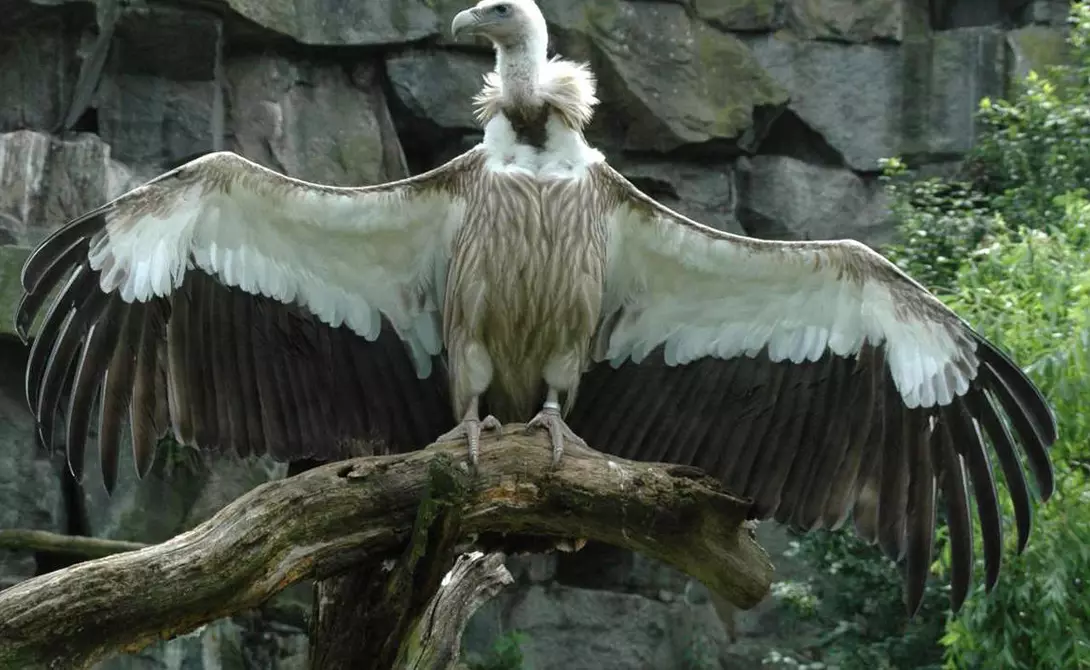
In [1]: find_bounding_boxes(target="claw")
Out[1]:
[436,414,501,466]
[526,405,586,467]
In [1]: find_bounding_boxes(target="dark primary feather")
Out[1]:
[14,236,89,341]
[65,296,124,481]
[99,302,142,493]
[568,331,1057,616]
[19,212,456,491]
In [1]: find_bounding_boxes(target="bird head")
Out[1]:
[451,0,546,50]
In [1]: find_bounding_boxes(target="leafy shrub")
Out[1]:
[970,6,1090,231]
[879,158,997,294]
[938,202,1090,669]
[767,529,948,670]
[768,5,1090,668]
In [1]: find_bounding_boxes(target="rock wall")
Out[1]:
[0,0,1072,668]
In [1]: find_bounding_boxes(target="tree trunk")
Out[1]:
[307,458,471,668]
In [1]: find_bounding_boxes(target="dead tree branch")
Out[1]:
[0,426,774,670]
[308,457,477,669]
[396,551,514,670]
[0,530,147,559]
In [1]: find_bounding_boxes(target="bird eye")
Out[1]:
[493,3,510,15]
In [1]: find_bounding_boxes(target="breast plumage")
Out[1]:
[442,131,608,431]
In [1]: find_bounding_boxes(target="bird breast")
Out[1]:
[443,168,610,415]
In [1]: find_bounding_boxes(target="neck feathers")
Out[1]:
[473,56,599,132]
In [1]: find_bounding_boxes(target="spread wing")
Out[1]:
[17,148,485,490]
[568,162,1057,614]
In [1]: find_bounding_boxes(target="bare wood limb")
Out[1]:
[0,426,774,670]
[308,459,473,669]
[0,530,147,559]
[396,552,514,670]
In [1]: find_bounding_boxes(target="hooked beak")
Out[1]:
[451,9,482,39]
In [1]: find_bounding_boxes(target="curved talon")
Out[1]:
[436,414,501,466]
[526,407,586,467]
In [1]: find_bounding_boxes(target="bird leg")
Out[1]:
[435,397,501,466]
[526,388,586,467]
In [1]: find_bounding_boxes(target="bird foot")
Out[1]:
[526,406,586,467]
[435,415,502,467]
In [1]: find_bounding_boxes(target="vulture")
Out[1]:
[15,0,1056,616]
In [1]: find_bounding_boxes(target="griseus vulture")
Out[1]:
[14,0,1056,616]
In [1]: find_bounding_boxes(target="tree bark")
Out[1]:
[0,426,774,670]
[396,552,513,670]
[308,456,474,669]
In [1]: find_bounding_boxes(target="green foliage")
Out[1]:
[879,157,997,294]
[766,531,948,670]
[769,5,1090,668]
[970,4,1090,230]
[938,206,1090,670]
[464,630,529,670]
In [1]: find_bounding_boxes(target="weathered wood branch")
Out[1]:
[309,458,475,669]
[0,426,774,669]
[0,529,147,559]
[396,551,514,670]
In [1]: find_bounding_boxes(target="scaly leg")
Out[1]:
[435,396,501,466]
[526,387,587,466]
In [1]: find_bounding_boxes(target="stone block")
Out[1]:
[554,542,703,600]
[932,0,1009,28]
[1006,25,1069,84]
[95,7,224,170]
[736,155,892,245]
[79,437,288,543]
[0,339,66,591]
[783,0,905,42]
[750,27,1007,170]
[690,0,907,41]
[386,49,495,131]
[96,76,223,169]
[0,246,30,338]
[111,6,223,81]
[91,611,309,670]
[902,27,1007,160]
[0,2,91,132]
[211,0,441,46]
[689,0,780,32]
[0,130,133,246]
[613,158,744,234]
[464,584,732,670]
[748,34,902,170]
[543,0,788,153]
[1016,0,1070,26]
[226,55,408,185]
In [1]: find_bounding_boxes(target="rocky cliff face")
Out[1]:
[0,0,1072,668]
